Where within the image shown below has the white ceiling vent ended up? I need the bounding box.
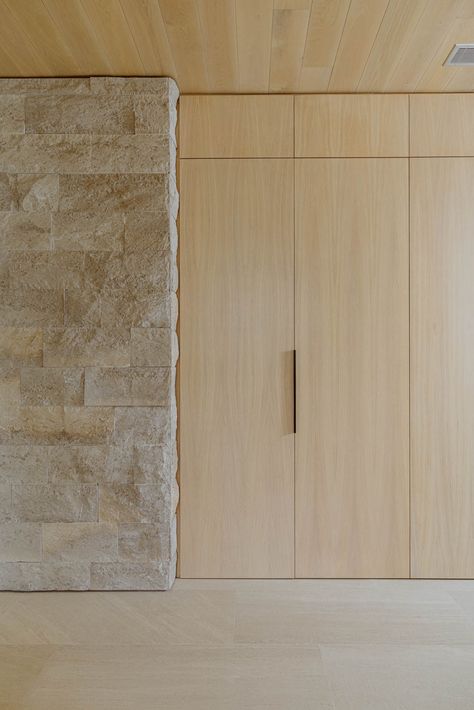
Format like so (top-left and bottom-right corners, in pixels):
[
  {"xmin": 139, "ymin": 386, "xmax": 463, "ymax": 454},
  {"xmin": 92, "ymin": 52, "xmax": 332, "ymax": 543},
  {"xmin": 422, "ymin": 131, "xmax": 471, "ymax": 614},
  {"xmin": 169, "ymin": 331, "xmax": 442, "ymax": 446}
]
[{"xmin": 444, "ymin": 44, "xmax": 474, "ymax": 66}]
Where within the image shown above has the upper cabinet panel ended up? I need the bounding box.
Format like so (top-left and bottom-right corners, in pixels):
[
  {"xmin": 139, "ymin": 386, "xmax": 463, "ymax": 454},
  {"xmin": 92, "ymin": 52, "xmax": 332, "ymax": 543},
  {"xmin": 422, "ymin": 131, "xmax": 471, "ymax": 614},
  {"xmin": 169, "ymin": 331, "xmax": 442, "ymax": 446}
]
[
  {"xmin": 410, "ymin": 94, "xmax": 474, "ymax": 157},
  {"xmin": 179, "ymin": 95, "xmax": 294, "ymax": 158},
  {"xmin": 295, "ymin": 95, "xmax": 408, "ymax": 157}
]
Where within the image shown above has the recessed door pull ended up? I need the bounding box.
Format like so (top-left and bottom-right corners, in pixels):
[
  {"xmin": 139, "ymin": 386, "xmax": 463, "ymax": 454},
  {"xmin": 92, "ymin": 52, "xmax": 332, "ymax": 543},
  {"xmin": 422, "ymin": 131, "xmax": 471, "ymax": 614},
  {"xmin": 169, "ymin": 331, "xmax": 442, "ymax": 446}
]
[{"xmin": 293, "ymin": 349, "xmax": 296, "ymax": 434}]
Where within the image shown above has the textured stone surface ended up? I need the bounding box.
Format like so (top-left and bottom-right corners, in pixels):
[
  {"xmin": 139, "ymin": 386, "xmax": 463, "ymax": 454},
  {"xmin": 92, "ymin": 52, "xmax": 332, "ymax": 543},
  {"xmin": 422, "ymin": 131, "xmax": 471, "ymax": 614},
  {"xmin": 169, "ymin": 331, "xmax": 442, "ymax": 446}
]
[
  {"xmin": 0, "ymin": 95, "xmax": 24, "ymax": 134},
  {"xmin": 0, "ymin": 327, "xmax": 43, "ymax": 366},
  {"xmin": 25, "ymin": 95, "xmax": 134, "ymax": 134},
  {"xmin": 43, "ymin": 327, "xmax": 130, "ymax": 367},
  {"xmin": 0, "ymin": 523, "xmax": 41, "ymax": 561},
  {"xmin": 20, "ymin": 367, "xmax": 84, "ymax": 406},
  {"xmin": 99, "ymin": 484, "xmax": 167, "ymax": 524},
  {"xmin": 0, "ymin": 134, "xmax": 91, "ymax": 173},
  {"xmin": 0, "ymin": 445, "xmax": 49, "ymax": 483},
  {"xmin": 90, "ymin": 561, "xmax": 169, "ymax": 590},
  {"xmin": 51, "ymin": 211, "xmax": 125, "ymax": 251},
  {"xmin": 42, "ymin": 523, "xmax": 117, "ymax": 561},
  {"xmin": 0, "ymin": 212, "xmax": 51, "ymax": 250},
  {"xmin": 85, "ymin": 367, "xmax": 170, "ymax": 406},
  {"xmin": 118, "ymin": 523, "xmax": 169, "ymax": 561},
  {"xmin": 131, "ymin": 328, "xmax": 172, "ymax": 366},
  {"xmin": 0, "ymin": 562, "xmax": 90, "ymax": 590},
  {"xmin": 12, "ymin": 483, "xmax": 98, "ymax": 522},
  {"xmin": 0, "ymin": 76, "xmax": 178, "ymax": 590}
]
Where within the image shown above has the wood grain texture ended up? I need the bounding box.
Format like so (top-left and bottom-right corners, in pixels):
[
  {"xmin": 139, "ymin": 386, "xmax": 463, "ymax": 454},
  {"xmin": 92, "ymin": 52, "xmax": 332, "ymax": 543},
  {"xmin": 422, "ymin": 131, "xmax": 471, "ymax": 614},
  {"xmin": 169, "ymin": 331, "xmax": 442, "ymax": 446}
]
[
  {"xmin": 179, "ymin": 159, "xmax": 294, "ymax": 578},
  {"xmin": 411, "ymin": 158, "xmax": 474, "ymax": 579},
  {"xmin": 410, "ymin": 94, "xmax": 474, "ymax": 157},
  {"xmin": 295, "ymin": 158, "xmax": 409, "ymax": 578},
  {"xmin": 295, "ymin": 95, "xmax": 409, "ymax": 157},
  {"xmin": 179, "ymin": 95, "xmax": 294, "ymax": 158},
  {"xmin": 0, "ymin": 1, "xmax": 473, "ymax": 92}
]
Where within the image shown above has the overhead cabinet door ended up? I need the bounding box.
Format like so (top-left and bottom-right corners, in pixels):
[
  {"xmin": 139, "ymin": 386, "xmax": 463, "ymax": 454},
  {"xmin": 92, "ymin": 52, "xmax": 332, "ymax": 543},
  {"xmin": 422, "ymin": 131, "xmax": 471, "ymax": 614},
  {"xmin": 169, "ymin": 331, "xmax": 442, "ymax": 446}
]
[
  {"xmin": 295, "ymin": 158, "xmax": 410, "ymax": 578},
  {"xmin": 180, "ymin": 159, "xmax": 295, "ymax": 578}
]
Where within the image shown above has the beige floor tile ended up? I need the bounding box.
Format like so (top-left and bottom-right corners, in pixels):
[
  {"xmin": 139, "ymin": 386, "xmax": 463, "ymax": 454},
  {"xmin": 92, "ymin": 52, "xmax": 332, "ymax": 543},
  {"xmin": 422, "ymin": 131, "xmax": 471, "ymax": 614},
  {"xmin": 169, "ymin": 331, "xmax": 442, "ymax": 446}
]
[
  {"xmin": 234, "ymin": 581, "xmax": 474, "ymax": 645},
  {"xmin": 321, "ymin": 644, "xmax": 474, "ymax": 710}
]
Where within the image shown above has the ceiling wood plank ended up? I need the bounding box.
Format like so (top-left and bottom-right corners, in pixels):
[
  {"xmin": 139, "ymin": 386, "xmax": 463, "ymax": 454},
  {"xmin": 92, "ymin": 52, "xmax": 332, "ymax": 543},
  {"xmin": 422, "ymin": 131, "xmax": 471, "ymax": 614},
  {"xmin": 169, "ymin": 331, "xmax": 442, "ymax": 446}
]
[
  {"xmin": 119, "ymin": 0, "xmax": 175, "ymax": 76},
  {"xmin": 0, "ymin": 0, "xmax": 474, "ymax": 93},
  {"xmin": 385, "ymin": 0, "xmax": 466, "ymax": 91},
  {"xmin": 41, "ymin": 0, "xmax": 113, "ymax": 75},
  {"xmin": 270, "ymin": 9, "xmax": 311, "ymax": 92},
  {"xmin": 301, "ymin": 0, "xmax": 351, "ymax": 90},
  {"xmin": 158, "ymin": 0, "xmax": 208, "ymax": 92},
  {"xmin": 329, "ymin": 0, "xmax": 390, "ymax": 92},
  {"xmin": 196, "ymin": 0, "xmax": 238, "ymax": 92},
  {"xmin": 2, "ymin": 0, "xmax": 81, "ymax": 75},
  {"xmin": 0, "ymin": 0, "xmax": 55, "ymax": 75},
  {"xmin": 358, "ymin": 0, "xmax": 429, "ymax": 91},
  {"xmin": 235, "ymin": 0, "xmax": 273, "ymax": 93},
  {"xmin": 79, "ymin": 0, "xmax": 145, "ymax": 75}
]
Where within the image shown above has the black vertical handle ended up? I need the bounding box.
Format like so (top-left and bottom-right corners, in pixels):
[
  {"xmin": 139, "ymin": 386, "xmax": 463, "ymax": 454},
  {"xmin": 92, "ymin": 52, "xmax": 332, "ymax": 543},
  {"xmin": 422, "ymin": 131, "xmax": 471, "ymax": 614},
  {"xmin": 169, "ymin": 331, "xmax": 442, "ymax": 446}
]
[{"xmin": 293, "ymin": 349, "xmax": 296, "ymax": 434}]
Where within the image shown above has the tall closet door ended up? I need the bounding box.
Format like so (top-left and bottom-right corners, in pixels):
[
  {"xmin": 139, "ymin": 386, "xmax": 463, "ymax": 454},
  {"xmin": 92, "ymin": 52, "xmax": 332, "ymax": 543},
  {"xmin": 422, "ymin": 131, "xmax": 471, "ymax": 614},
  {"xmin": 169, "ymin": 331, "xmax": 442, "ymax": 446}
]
[
  {"xmin": 180, "ymin": 159, "xmax": 295, "ymax": 578},
  {"xmin": 411, "ymin": 158, "xmax": 474, "ymax": 578},
  {"xmin": 295, "ymin": 159, "xmax": 409, "ymax": 578}
]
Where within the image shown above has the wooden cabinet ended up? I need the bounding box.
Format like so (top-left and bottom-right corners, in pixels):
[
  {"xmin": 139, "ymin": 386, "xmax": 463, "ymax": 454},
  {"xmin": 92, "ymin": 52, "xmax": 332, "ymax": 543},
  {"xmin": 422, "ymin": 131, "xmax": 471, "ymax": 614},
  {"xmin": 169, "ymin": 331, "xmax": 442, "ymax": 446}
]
[
  {"xmin": 179, "ymin": 94, "xmax": 474, "ymax": 580},
  {"xmin": 179, "ymin": 159, "xmax": 295, "ymax": 578},
  {"xmin": 411, "ymin": 158, "xmax": 474, "ymax": 578},
  {"xmin": 295, "ymin": 159, "xmax": 410, "ymax": 578}
]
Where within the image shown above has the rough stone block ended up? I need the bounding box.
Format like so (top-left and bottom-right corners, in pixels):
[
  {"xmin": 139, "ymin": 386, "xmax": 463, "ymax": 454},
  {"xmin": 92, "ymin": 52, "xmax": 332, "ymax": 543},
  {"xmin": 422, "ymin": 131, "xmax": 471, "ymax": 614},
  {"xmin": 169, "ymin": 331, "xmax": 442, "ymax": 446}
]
[
  {"xmin": 0, "ymin": 327, "xmax": 43, "ymax": 366},
  {"xmin": 58, "ymin": 174, "xmax": 167, "ymax": 213},
  {"xmin": 0, "ymin": 523, "xmax": 41, "ymax": 561},
  {"xmin": 83, "ymin": 251, "xmax": 169, "ymax": 293},
  {"xmin": 0, "ymin": 367, "xmax": 20, "ymax": 434},
  {"xmin": 12, "ymin": 483, "xmax": 98, "ymax": 522},
  {"xmin": 99, "ymin": 484, "xmax": 167, "ymax": 524},
  {"xmin": 90, "ymin": 77, "xmax": 174, "ymax": 95},
  {"xmin": 48, "ymin": 445, "xmax": 107, "ymax": 484},
  {"xmin": 8, "ymin": 252, "xmax": 84, "ymax": 290},
  {"xmin": 124, "ymin": 211, "xmax": 169, "ymax": 258},
  {"xmin": 0, "ymin": 561, "xmax": 90, "ymax": 590},
  {"xmin": 64, "ymin": 287, "xmax": 100, "ymax": 326},
  {"xmin": 90, "ymin": 560, "xmax": 169, "ymax": 591},
  {"xmin": 42, "ymin": 522, "xmax": 117, "ymax": 561},
  {"xmin": 131, "ymin": 328, "xmax": 172, "ymax": 366},
  {"xmin": 90, "ymin": 134, "xmax": 170, "ymax": 173},
  {"xmin": 0, "ymin": 286, "xmax": 63, "ymax": 326},
  {"xmin": 0, "ymin": 445, "xmax": 48, "ymax": 483},
  {"xmin": 25, "ymin": 95, "xmax": 134, "ymax": 134},
  {"xmin": 0, "ymin": 134, "xmax": 91, "ymax": 173},
  {"xmin": 20, "ymin": 368, "xmax": 84, "ymax": 406},
  {"xmin": 0, "ymin": 212, "xmax": 50, "ymax": 250},
  {"xmin": 12, "ymin": 173, "xmax": 59, "ymax": 211},
  {"xmin": 100, "ymin": 287, "xmax": 170, "ymax": 328},
  {"xmin": 9, "ymin": 406, "xmax": 114, "ymax": 445},
  {"xmin": 43, "ymin": 327, "xmax": 130, "ymax": 368},
  {"xmin": 0, "ymin": 482, "xmax": 12, "ymax": 523},
  {"xmin": 0, "ymin": 95, "xmax": 24, "ymax": 134},
  {"xmin": 51, "ymin": 211, "xmax": 125, "ymax": 251},
  {"xmin": 105, "ymin": 445, "xmax": 169, "ymax": 484},
  {"xmin": 113, "ymin": 406, "xmax": 170, "ymax": 447},
  {"xmin": 118, "ymin": 523, "xmax": 169, "ymax": 562},
  {"xmin": 0, "ymin": 173, "xmax": 13, "ymax": 209},
  {"xmin": 85, "ymin": 367, "xmax": 170, "ymax": 407},
  {"xmin": 133, "ymin": 94, "xmax": 169, "ymax": 134},
  {"xmin": 0, "ymin": 78, "xmax": 91, "ymax": 95}
]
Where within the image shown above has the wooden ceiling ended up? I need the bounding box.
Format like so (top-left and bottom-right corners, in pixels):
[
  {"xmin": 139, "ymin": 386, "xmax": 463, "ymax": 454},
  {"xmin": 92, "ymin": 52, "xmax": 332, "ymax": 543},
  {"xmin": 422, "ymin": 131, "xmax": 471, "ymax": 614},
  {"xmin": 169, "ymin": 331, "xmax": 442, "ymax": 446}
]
[{"xmin": 1, "ymin": 0, "xmax": 474, "ymax": 93}]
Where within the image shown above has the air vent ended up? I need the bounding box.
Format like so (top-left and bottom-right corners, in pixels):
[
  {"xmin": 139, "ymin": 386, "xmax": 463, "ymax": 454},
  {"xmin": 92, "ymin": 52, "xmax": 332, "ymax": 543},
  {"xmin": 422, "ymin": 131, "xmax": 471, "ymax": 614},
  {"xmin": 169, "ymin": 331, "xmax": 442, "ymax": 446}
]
[{"xmin": 444, "ymin": 44, "xmax": 474, "ymax": 66}]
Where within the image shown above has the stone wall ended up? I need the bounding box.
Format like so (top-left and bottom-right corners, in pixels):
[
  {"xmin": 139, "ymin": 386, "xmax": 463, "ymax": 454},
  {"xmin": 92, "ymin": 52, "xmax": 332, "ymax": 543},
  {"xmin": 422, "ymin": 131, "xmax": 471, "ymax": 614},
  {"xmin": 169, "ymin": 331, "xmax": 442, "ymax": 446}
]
[{"xmin": 0, "ymin": 77, "xmax": 179, "ymax": 590}]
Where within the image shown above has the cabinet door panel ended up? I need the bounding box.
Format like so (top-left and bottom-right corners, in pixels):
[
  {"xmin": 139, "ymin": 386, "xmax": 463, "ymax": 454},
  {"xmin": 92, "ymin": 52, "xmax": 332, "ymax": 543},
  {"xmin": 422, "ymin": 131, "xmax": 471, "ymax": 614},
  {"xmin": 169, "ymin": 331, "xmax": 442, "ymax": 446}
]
[
  {"xmin": 180, "ymin": 159, "xmax": 295, "ymax": 578},
  {"xmin": 411, "ymin": 158, "xmax": 474, "ymax": 578},
  {"xmin": 295, "ymin": 158, "xmax": 409, "ymax": 578}
]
